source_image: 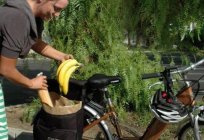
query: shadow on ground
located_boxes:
[9,127,33,140]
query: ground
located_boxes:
[6,104,143,139]
[6,104,33,131]
[5,104,176,139]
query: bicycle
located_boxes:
[144,59,204,140]
[47,58,204,140]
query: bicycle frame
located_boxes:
[141,86,195,140]
[190,109,201,140]
[183,105,204,140]
[82,58,204,140]
[141,58,204,140]
[83,87,141,140]
[82,78,196,140]
[83,105,113,139]
[82,83,195,140]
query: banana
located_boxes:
[62,65,80,95]
[57,59,79,85]
[56,59,72,77]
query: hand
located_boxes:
[30,75,48,90]
[61,54,74,62]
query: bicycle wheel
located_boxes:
[82,105,141,140]
[83,106,112,140]
[178,121,204,140]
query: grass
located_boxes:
[119,111,182,139]
[21,98,41,123]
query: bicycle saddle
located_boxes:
[87,74,121,88]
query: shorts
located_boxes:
[0,78,8,140]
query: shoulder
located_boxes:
[0,7,30,34]
[0,7,28,24]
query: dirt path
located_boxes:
[6,104,33,131]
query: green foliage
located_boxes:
[24,0,204,116]
[0,0,4,6]
[22,99,41,123]
[120,0,204,50]
[45,0,163,113]
[81,46,162,113]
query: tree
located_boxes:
[46,0,204,112]
[121,0,204,50]
[47,0,161,113]
[0,0,4,5]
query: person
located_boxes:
[0,0,72,139]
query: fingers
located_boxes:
[42,76,48,89]
[30,75,48,90]
[65,54,74,59]
[40,76,48,89]
[61,54,74,62]
[41,84,48,90]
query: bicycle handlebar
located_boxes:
[142,66,177,79]
[142,58,204,80]
[142,73,162,79]
[173,58,204,74]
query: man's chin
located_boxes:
[43,17,50,21]
[44,16,55,21]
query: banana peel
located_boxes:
[37,72,54,107]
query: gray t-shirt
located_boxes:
[0,0,44,58]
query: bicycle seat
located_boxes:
[70,78,87,87]
[87,74,121,88]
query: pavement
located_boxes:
[8,127,33,140]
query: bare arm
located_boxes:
[32,39,73,62]
[0,56,48,90]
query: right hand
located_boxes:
[30,75,48,90]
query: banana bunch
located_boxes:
[57,59,81,95]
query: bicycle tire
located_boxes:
[83,106,112,140]
[178,121,204,140]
